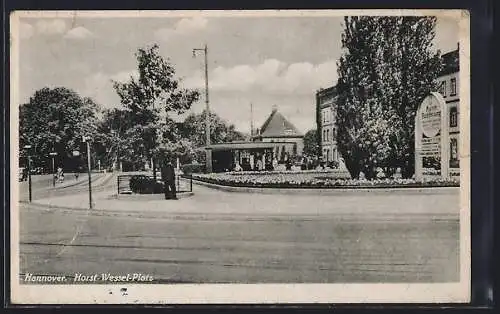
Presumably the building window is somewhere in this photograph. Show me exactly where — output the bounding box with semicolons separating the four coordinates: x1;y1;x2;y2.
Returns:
326;149;330;161
438;81;447;98
450;138;458;160
450;107;458;127
326;129;330;142
450;78;457;96
323;130;326;142
450;138;459;168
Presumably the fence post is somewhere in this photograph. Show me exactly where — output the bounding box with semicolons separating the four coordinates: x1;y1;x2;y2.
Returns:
117;176;119;195
177;175;180;192
190;175;193;192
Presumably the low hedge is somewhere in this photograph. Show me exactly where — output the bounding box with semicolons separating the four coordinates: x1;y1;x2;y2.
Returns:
181;163;206;175
129;175;164;194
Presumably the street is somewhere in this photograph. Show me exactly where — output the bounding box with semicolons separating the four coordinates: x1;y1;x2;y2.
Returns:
17;179;460;284
18;172;108;201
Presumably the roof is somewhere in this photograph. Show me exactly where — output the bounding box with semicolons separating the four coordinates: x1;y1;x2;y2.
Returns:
206;141;296;151
316;85;338;108
256;108;303;138
317;85;337;98
440;48;459;76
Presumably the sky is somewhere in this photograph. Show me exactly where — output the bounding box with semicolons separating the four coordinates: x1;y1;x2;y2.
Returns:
16;12;460;134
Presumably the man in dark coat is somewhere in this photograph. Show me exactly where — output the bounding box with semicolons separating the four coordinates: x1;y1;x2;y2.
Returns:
161;160;177;200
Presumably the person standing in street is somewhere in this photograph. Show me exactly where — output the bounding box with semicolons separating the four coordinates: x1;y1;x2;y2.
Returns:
161;159;177;200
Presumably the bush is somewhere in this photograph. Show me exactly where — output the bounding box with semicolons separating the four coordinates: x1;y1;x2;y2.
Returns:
129;175;164;194
181;163;206;175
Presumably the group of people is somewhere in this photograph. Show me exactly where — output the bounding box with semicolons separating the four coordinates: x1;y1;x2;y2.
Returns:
232;157;286;172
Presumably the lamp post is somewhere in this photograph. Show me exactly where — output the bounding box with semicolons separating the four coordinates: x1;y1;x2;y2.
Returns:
24;145;32;202
193;44;212;173
49;152;58;187
82;135;93;209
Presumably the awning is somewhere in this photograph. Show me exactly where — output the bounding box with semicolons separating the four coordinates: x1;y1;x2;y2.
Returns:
205;141;295;151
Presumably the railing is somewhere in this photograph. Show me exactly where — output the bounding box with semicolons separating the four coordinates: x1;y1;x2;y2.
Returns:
117;174;193;195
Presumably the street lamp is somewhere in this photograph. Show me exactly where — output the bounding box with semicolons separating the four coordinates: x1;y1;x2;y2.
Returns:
49;151;58;187
23;145;32;202
193;44;212;173
82;135;93;209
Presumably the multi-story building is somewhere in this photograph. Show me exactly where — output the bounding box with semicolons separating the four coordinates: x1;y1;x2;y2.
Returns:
436;45;460;169
315;85;339;164
315;45;460;170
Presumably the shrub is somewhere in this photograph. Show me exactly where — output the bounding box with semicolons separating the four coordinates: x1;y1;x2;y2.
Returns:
129;175;164;194
181;163;206;175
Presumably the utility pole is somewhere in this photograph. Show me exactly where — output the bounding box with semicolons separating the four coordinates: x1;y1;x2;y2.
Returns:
24;145;32;202
49;152;58;187
250;103;254;138
193;44;212;173
83;135;93;209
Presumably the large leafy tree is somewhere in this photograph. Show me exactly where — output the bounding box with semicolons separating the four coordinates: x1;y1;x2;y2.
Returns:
19;87;100;171
302;129;319;157
94;108;132;170
176;110;246;164
112;44;199;174
337;16;441;179
180;109;245;148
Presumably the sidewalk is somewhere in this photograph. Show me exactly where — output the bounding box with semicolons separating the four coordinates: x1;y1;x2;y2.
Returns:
53;172;107;189
29;179;460;220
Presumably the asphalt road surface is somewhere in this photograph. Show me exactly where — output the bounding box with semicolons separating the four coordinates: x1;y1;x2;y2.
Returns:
18;172;109;201
17;180;460;284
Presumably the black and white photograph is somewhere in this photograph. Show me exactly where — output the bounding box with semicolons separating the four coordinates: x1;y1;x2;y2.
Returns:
10;10;470;304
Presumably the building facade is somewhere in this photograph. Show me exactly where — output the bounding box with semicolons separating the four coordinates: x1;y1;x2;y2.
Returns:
315;86;339;164
435;46;460;169
205;106;304;172
252;106;304;158
315;46;460;171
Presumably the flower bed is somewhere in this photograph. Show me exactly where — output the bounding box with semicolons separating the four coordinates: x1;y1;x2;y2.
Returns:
189;171;460;189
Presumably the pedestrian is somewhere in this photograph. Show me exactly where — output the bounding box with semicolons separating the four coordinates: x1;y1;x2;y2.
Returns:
234;163;242;172
57;167;64;183
161;159;177;200
256;158;263;171
272;157;278;171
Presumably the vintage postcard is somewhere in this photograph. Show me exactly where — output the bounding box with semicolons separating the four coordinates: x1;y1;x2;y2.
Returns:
10;9;470;304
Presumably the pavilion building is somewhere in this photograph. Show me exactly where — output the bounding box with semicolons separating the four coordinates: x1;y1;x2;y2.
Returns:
205;106;304;172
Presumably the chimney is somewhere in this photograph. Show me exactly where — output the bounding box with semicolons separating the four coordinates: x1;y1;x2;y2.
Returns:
272;104;278;112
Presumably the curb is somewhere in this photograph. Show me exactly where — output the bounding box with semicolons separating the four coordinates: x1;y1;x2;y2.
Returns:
111;191;194;201
19;202;459;222
191;178;460;195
